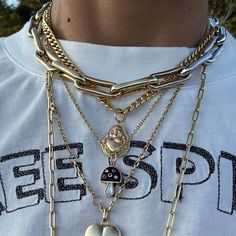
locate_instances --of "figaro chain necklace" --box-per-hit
[29,2,226,236]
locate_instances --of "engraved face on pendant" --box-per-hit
[101,124,130,158]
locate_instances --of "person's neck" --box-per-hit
[51,0,208,47]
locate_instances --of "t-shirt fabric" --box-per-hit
[0,22,236,236]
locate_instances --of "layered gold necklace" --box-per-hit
[28,2,227,236]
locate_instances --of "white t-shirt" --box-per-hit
[0,23,236,236]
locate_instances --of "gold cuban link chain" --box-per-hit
[97,90,158,117]
[38,3,219,98]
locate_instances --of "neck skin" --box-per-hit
[51,0,208,47]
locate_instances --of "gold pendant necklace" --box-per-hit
[100,111,129,197]
[62,77,165,160]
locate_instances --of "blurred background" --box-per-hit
[0,0,236,37]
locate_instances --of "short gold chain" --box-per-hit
[42,4,211,70]
[97,90,158,116]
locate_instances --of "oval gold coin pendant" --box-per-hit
[85,224,122,236]
[101,124,130,158]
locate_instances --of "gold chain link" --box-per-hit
[42,4,212,71]
[129,92,165,139]
[45,73,97,198]
[97,90,158,116]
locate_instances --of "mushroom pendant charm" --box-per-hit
[101,123,130,158]
[100,167,122,197]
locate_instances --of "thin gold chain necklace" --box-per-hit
[28,2,227,236]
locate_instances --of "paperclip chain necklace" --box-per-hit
[45,41,219,236]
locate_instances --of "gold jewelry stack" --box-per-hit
[28,2,227,236]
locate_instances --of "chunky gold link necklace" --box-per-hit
[28,2,227,236]
[29,2,222,98]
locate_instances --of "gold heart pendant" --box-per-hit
[85,224,122,236]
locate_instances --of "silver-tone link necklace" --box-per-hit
[29,2,227,236]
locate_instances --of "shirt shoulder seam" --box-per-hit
[2,37,43,77]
